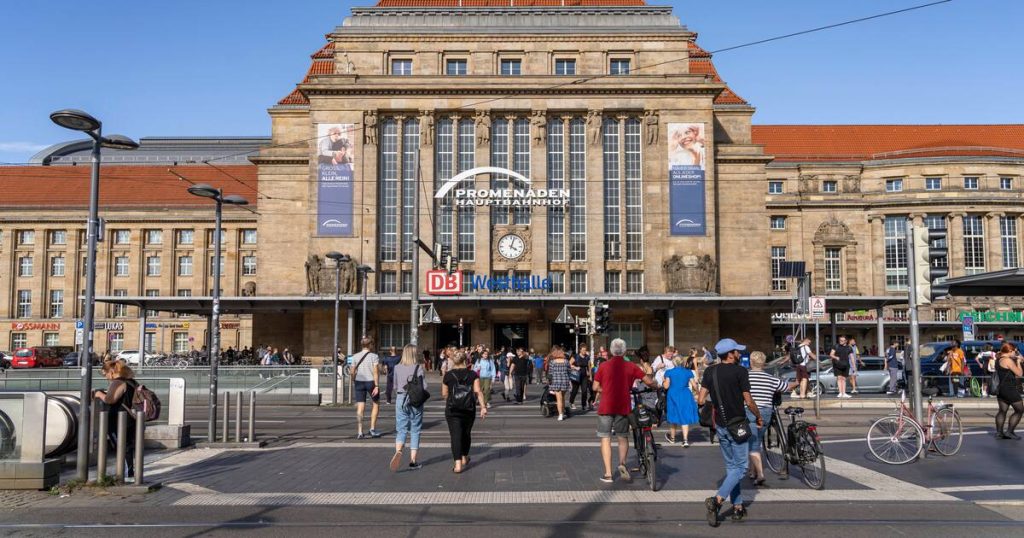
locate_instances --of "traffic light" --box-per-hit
[594,303,611,334]
[438,244,450,271]
[913,227,948,304]
[446,254,459,274]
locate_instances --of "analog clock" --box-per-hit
[497,233,526,260]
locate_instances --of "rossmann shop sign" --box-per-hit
[427,270,552,295]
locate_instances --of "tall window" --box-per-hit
[445,59,467,75]
[379,118,399,262]
[604,271,621,293]
[500,59,521,75]
[173,332,190,353]
[610,59,630,75]
[624,119,643,261]
[456,119,476,261]
[435,117,455,254]
[401,271,412,293]
[379,323,410,349]
[963,215,986,275]
[49,230,67,245]
[109,332,125,353]
[402,118,420,262]
[242,255,257,276]
[925,214,948,278]
[112,289,128,318]
[391,59,412,75]
[177,229,194,245]
[626,271,644,294]
[547,120,565,261]
[146,256,161,277]
[554,59,576,75]
[1001,216,1019,269]
[490,117,531,226]
[209,256,225,276]
[884,216,908,290]
[771,246,787,291]
[379,271,398,293]
[50,256,65,277]
[549,271,565,293]
[44,333,59,347]
[569,118,587,261]
[49,290,64,318]
[11,333,27,349]
[603,118,621,260]
[824,247,842,291]
[114,256,129,277]
[17,290,31,318]
[18,256,33,277]
[570,271,587,293]
[178,255,193,276]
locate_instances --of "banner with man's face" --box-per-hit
[667,123,706,236]
[316,124,356,236]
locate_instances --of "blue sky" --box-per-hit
[1,0,1020,163]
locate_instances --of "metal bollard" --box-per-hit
[134,412,145,485]
[247,391,256,443]
[234,392,242,442]
[222,392,230,444]
[90,403,100,455]
[96,414,109,480]
[115,411,128,482]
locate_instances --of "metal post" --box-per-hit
[222,391,230,443]
[814,321,821,418]
[76,134,102,481]
[208,197,224,443]
[346,308,355,403]
[234,391,242,442]
[667,309,675,348]
[115,411,127,482]
[247,391,256,443]
[876,307,885,364]
[410,164,421,347]
[90,402,100,454]
[137,310,147,374]
[906,222,924,424]
[96,413,109,480]
[361,271,369,339]
[332,263,341,405]
[134,413,145,485]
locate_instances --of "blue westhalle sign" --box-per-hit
[470,274,552,292]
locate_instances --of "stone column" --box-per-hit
[948,213,966,278]
[987,212,1005,270]
[417,111,436,294]
[530,110,549,280]
[584,110,604,294]
[868,215,884,295]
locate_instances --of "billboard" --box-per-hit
[316,124,356,236]
[667,123,707,236]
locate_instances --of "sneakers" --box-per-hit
[617,464,632,482]
[665,433,677,445]
[851,389,859,394]
[705,496,722,527]
[570,404,576,410]
[683,441,690,448]
[369,429,382,438]
[731,505,747,521]
[838,393,852,399]
[599,475,614,483]
[408,462,422,470]
[558,414,565,421]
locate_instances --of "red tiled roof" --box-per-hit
[375,0,645,6]
[277,42,338,106]
[0,165,259,209]
[752,125,1024,162]
[687,47,749,106]
[312,41,335,60]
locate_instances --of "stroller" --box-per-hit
[539,385,571,418]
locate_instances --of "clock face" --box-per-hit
[497,234,526,260]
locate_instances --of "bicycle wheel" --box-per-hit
[867,415,923,465]
[762,415,787,474]
[645,431,658,491]
[931,407,963,456]
[795,430,826,490]
[968,378,982,398]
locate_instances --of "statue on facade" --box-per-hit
[339,257,358,294]
[663,253,717,293]
[340,52,356,74]
[420,112,434,147]
[644,110,659,146]
[475,111,491,147]
[531,110,547,147]
[305,255,323,295]
[241,281,257,297]
[363,110,378,147]
[586,110,602,146]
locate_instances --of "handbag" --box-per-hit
[711,365,752,443]
[404,365,430,408]
[569,368,581,383]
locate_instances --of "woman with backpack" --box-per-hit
[93,360,138,478]
[441,350,488,473]
[391,345,428,472]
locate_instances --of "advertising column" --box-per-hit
[316,124,356,236]
[667,123,707,236]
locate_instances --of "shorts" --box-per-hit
[795,364,809,382]
[354,380,380,403]
[596,414,630,438]
[833,364,850,378]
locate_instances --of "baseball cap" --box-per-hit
[714,338,746,355]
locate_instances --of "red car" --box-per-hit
[11,347,62,368]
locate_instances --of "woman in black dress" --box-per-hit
[994,343,1024,439]
[93,360,138,478]
[441,350,488,473]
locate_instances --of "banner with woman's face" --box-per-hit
[667,123,706,236]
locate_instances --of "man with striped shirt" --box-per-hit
[748,351,797,485]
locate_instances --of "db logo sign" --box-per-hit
[426,270,463,295]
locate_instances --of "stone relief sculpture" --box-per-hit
[306,254,360,295]
[340,52,355,74]
[241,281,257,297]
[644,110,659,146]
[420,112,434,147]
[663,253,717,294]
[586,110,602,146]
[475,111,491,147]
[531,110,547,147]
[305,255,323,295]
[363,110,378,147]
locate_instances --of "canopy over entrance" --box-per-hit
[942,268,1024,297]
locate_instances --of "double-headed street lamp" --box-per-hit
[326,252,351,405]
[186,183,248,442]
[50,109,139,482]
[357,265,374,339]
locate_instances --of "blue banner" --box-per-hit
[667,123,707,236]
[316,124,355,236]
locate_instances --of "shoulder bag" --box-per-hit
[349,351,370,378]
[404,364,430,408]
[712,366,752,443]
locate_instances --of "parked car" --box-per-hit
[62,351,101,368]
[115,350,159,365]
[781,355,890,395]
[10,347,62,368]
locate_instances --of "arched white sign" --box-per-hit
[434,166,570,207]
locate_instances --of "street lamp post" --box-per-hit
[326,252,351,405]
[187,184,248,442]
[357,265,374,338]
[50,109,138,482]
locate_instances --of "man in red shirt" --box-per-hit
[592,337,657,483]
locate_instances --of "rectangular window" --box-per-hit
[569,118,587,261]
[511,118,530,225]
[461,271,475,293]
[146,229,163,245]
[379,323,410,349]
[391,59,412,75]
[490,118,512,226]
[925,177,942,191]
[445,59,467,75]
[145,289,159,318]
[1001,177,1013,190]
[610,58,630,75]
[884,216,908,290]
[547,119,565,262]
[112,289,128,318]
[626,271,644,294]
[177,229,194,245]
[50,256,65,277]
[206,229,226,245]
[402,118,420,262]
[146,255,161,277]
[176,289,192,297]
[935,309,950,322]
[963,215,986,275]
[610,323,643,349]
[822,181,838,193]
[435,118,454,253]
[770,216,786,230]
[570,271,587,293]
[549,271,565,294]
[209,256,225,276]
[178,255,193,276]
[457,119,477,260]
[771,246,787,291]
[114,256,129,277]
[400,271,412,294]
[963,176,979,190]
[892,308,908,321]
[603,118,620,260]
[49,290,64,318]
[17,290,31,318]
[1001,216,1019,269]
[113,230,131,244]
[18,256,33,277]
[824,247,842,292]
[241,229,257,244]
[554,59,576,75]
[500,59,521,75]
[379,271,398,293]
[109,332,124,353]
[49,230,66,245]
[604,271,621,294]
[11,333,27,349]
[885,179,903,192]
[44,332,59,347]
[624,118,643,261]
[173,332,189,353]
[17,230,35,246]
[379,118,399,262]
[768,181,783,194]
[242,255,257,276]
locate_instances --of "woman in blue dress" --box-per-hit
[663,355,699,447]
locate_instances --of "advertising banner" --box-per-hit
[316,124,356,236]
[667,123,707,236]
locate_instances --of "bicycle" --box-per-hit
[761,404,826,489]
[866,389,963,465]
[629,387,660,491]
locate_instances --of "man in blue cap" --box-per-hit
[698,338,763,527]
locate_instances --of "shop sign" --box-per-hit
[435,167,569,207]
[156,322,191,329]
[426,270,463,295]
[426,270,553,295]
[958,310,1024,323]
[10,322,60,331]
[220,322,240,329]
[94,322,125,331]
[771,313,825,323]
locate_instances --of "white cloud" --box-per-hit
[0,141,49,153]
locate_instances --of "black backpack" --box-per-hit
[404,365,430,408]
[790,345,802,365]
[447,370,475,412]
